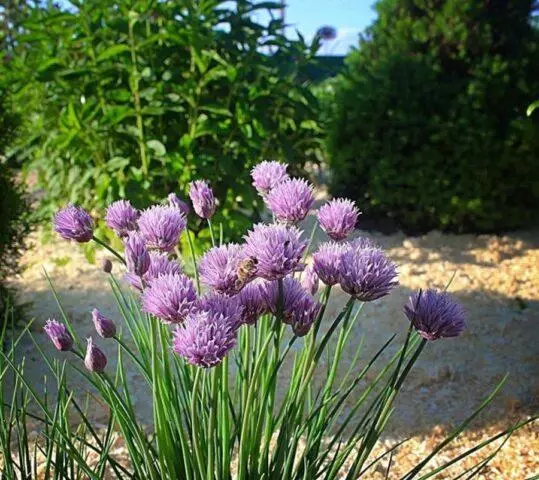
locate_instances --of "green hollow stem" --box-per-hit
[92,236,126,265]
[186,229,201,293]
[190,368,206,478]
[207,366,219,480]
[207,219,216,247]
[237,334,274,480]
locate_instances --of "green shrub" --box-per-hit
[327,0,539,233]
[6,0,323,239]
[0,90,32,320]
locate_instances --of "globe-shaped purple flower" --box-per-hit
[339,248,398,301]
[243,223,307,281]
[199,244,253,296]
[196,292,244,331]
[404,289,466,341]
[92,309,116,338]
[312,241,350,286]
[262,277,321,336]
[237,281,268,325]
[301,264,319,296]
[173,310,237,368]
[54,204,94,243]
[105,200,139,237]
[84,337,107,373]
[124,232,151,277]
[168,193,190,217]
[318,198,360,241]
[44,319,73,351]
[189,180,216,219]
[141,273,197,324]
[264,178,314,224]
[146,252,182,279]
[138,205,186,252]
[251,161,289,195]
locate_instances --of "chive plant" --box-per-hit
[1,162,535,479]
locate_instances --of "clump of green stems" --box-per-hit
[0,230,535,480]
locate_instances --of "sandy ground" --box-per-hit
[5,217,539,478]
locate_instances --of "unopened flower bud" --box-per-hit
[100,258,113,273]
[84,337,107,373]
[92,309,116,338]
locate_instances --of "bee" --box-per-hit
[235,256,258,290]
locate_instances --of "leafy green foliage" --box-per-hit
[4,0,323,238]
[327,0,539,233]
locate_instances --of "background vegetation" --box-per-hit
[0,87,33,322]
[326,0,539,233]
[1,0,324,239]
[1,0,539,269]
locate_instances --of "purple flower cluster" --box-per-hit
[251,161,289,195]
[54,204,94,243]
[48,163,466,373]
[173,309,237,368]
[313,242,348,286]
[312,239,398,302]
[141,273,197,324]
[339,248,398,301]
[318,198,359,241]
[243,223,306,281]
[189,180,216,219]
[196,292,244,331]
[262,277,321,336]
[199,244,251,296]
[265,178,314,224]
[404,289,466,340]
[138,205,186,252]
[105,200,139,238]
[237,282,268,325]
[124,232,151,277]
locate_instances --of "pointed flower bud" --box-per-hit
[124,232,151,276]
[100,258,113,273]
[91,309,116,338]
[84,337,107,373]
[189,180,216,219]
[301,264,319,296]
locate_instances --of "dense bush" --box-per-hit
[4,0,323,238]
[0,89,32,319]
[327,0,539,233]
